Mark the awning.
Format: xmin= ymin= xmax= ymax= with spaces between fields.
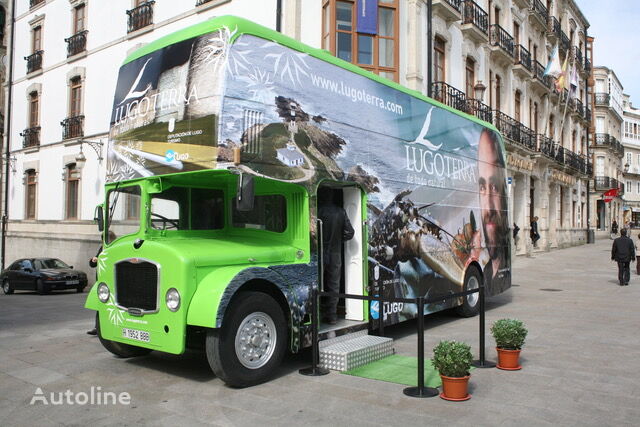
xmin=632 ymin=207 xmax=640 ymax=213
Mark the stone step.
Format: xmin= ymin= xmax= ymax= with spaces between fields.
xmin=319 ymin=332 xmax=394 ymax=372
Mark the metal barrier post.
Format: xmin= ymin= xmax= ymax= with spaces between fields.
xmin=472 ymin=285 xmax=496 ymax=368
xmin=403 ymin=297 xmax=439 ymax=398
xmin=299 ymin=286 xmax=330 ymax=376
xmin=378 ymin=281 xmax=385 ymax=337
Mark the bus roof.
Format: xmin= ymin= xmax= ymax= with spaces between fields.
xmin=123 ymin=15 xmax=502 ymax=141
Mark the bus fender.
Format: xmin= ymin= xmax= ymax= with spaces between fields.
xmin=84 ymin=282 xmax=100 ymax=311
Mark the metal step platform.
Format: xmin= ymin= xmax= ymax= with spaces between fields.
xmin=319 ymin=330 xmax=394 ymax=371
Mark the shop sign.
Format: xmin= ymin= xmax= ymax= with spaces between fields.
xmin=507 ymin=154 xmax=534 ymax=172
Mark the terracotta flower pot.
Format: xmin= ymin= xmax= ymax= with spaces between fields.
xmin=496 ymin=347 xmax=521 ymax=370
xmin=440 ymin=375 xmax=471 ymax=401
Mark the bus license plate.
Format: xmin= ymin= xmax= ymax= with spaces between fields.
xmin=122 ymin=328 xmax=150 ymax=343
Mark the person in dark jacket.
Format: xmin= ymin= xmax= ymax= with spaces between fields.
xmin=612 ymin=220 xmax=619 ymax=235
xmin=318 ymin=187 xmax=355 ymax=324
xmin=611 ymin=228 xmax=635 ymax=286
xmin=530 ymin=216 xmax=540 ymax=247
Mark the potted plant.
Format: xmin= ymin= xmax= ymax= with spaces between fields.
xmin=431 ymin=340 xmax=473 ymax=401
xmin=491 ymin=318 xmax=528 ymax=370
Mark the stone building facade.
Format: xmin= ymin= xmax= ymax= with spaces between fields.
xmin=621 ymin=96 xmax=640 ymax=227
xmin=2 ymin=0 xmax=601 ymax=272
xmin=589 ymin=66 xmax=624 ymax=236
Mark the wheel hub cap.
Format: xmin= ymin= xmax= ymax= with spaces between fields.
xmin=235 ymin=312 xmax=277 ymax=369
xmin=467 ymin=276 xmax=479 ymax=307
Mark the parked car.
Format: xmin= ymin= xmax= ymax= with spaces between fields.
xmin=1 ymin=258 xmax=88 ymax=295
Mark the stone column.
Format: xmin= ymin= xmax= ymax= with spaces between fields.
xmin=283 ymin=0 xmax=302 ymax=41
xmin=537 ymin=173 xmax=551 ymax=250
xmin=406 ymin=0 xmax=424 ymax=92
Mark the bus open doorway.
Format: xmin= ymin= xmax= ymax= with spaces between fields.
xmin=317 ymin=183 xmax=367 ymax=335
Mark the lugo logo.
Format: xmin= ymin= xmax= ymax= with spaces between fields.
xmin=370 ymin=299 xmax=404 ymax=321
xmin=370 ymin=300 xmax=379 ymax=320
xmin=165 ymin=150 xmax=189 ymax=163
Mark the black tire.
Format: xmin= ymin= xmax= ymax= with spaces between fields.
xmin=205 ymin=292 xmax=287 ymax=388
xmin=36 ymin=279 xmax=50 ymax=295
xmin=456 ymin=266 xmax=482 ymax=317
xmin=96 ymin=313 xmax=152 ymax=358
xmin=2 ymin=279 xmax=13 ymax=295
xmin=76 ymin=286 xmax=85 ymax=293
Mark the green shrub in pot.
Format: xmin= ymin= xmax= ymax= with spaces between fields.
xmin=491 ymin=319 xmax=528 ymax=350
xmin=431 ymin=340 xmax=473 ymax=378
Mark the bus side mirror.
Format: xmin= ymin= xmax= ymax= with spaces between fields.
xmin=95 ymin=206 xmax=104 ymax=232
xmin=236 ymin=173 xmax=255 ymax=212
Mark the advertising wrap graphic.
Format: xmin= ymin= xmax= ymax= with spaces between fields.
xmin=107 ymin=29 xmax=511 ymax=325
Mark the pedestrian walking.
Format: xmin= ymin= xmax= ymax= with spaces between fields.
xmin=530 ymin=216 xmax=540 ymax=247
xmin=611 ymin=228 xmax=635 ymax=286
xmin=611 ymin=220 xmax=618 ymax=239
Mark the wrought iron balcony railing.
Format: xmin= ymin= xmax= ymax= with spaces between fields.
xmin=538 ymin=135 xmax=555 ymax=158
xmin=127 ymin=1 xmax=155 ymax=33
xmin=533 ymin=60 xmax=552 ymax=89
xmin=560 ymin=30 xmax=570 ymax=53
xmin=585 ymin=106 xmax=592 ymax=122
xmin=432 ymin=81 xmax=468 ymax=113
xmin=515 ymin=45 xmax=532 ymax=71
xmin=595 ymin=93 xmax=610 ymax=106
xmin=461 ymin=0 xmax=488 ymax=34
xmin=25 ymin=51 xmax=43 ymax=74
xmin=21 ymin=126 xmax=41 ymax=148
xmin=593 ymin=176 xmax=622 ymax=193
xmin=575 ymin=99 xmax=584 ymax=118
xmin=30 ymin=0 xmax=44 ymax=8
xmin=548 ymin=16 xmax=561 ymax=38
xmin=585 ymin=58 xmax=592 ymax=73
xmin=61 ymin=115 xmax=84 ymax=140
xmin=196 ymin=0 xmax=214 ymax=5
xmin=489 ymin=24 xmax=514 ymax=57
xmin=65 ymin=30 xmax=88 ymax=57
xmin=466 ymin=99 xmax=492 ymax=123
xmin=530 ymin=0 xmax=548 ymax=24
xmin=494 ymin=111 xmax=536 ymax=151
xmin=441 ymin=0 xmax=462 ymax=12
xmin=552 ymin=143 xmax=565 ymax=165
xmin=573 ymin=46 xmax=583 ymax=68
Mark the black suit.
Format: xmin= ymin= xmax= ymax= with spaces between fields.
xmin=612 ymin=236 xmax=635 ymax=286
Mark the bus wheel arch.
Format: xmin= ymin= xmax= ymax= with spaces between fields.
xmin=455 ymin=263 xmax=482 ymax=318
xmin=206 ymin=289 xmax=288 ymax=387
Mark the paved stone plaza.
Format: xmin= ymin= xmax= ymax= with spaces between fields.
xmin=1 ymin=238 xmax=639 ymax=426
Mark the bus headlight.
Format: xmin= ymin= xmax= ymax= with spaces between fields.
xmin=97 ymin=283 xmax=110 ymax=303
xmin=166 ymin=288 xmax=180 ymax=311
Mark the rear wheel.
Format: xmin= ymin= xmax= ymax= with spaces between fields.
xmin=206 ymin=292 xmax=287 ymax=388
xmin=2 ymin=279 xmax=13 ymax=295
xmin=96 ymin=313 xmax=152 ymax=358
xmin=455 ymin=266 xmax=481 ymax=317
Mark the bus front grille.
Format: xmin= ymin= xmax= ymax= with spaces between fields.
xmin=115 ymin=260 xmax=158 ymax=312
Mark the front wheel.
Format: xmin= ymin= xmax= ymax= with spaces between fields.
xmin=2 ymin=279 xmax=14 ymax=295
xmin=455 ymin=266 xmax=481 ymax=317
xmin=96 ymin=313 xmax=152 ymax=358
xmin=206 ymin=292 xmax=287 ymax=388
xmin=36 ymin=279 xmax=50 ymax=295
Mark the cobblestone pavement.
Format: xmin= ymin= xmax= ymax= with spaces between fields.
xmin=1 ymin=238 xmax=639 ymax=426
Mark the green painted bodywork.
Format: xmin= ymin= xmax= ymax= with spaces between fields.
xmin=86 ymin=170 xmax=310 ymax=354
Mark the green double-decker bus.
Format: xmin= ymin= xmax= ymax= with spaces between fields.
xmin=85 ymin=16 xmax=511 ymax=387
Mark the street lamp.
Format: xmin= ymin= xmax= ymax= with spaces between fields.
xmin=474 ymin=81 xmax=487 ymax=101
xmin=75 ymin=139 xmax=104 ymax=169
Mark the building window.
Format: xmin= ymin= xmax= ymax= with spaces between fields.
xmin=495 ymin=75 xmax=501 ymax=111
xmin=434 ymin=36 xmax=446 ymax=83
xmin=513 ymin=21 xmax=520 ymax=46
xmin=549 ymin=114 xmax=555 ymax=140
xmin=25 ymin=170 xmax=37 ymax=219
xmin=65 ymin=164 xmax=80 ymax=219
xmin=533 ymin=102 xmax=539 ymax=133
xmin=465 ymin=57 xmax=475 ymax=99
xmin=70 ymin=77 xmax=82 ymax=117
xmin=559 ymin=187 xmax=564 ymax=227
xmin=637 ymin=182 xmax=639 ymax=193
xmin=627 ymin=181 xmax=632 ymax=194
xmin=572 ymin=130 xmax=577 ymax=152
xmin=321 ymin=0 xmax=399 ymax=82
xmin=73 ymin=4 xmax=86 ymax=33
xmin=627 ymin=152 xmax=632 ymax=166
xmin=32 ymin=25 xmax=42 ymax=53
xmin=29 ymin=91 xmax=39 ymax=127
xmin=514 ymin=90 xmax=521 ymax=122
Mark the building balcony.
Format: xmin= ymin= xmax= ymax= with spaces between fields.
xmin=432 ymin=81 xmax=468 ymax=114
xmin=466 ymin=99 xmax=492 ymax=123
xmin=512 ymin=0 xmax=529 ymax=10
xmin=537 ymin=135 xmax=555 ymax=159
xmin=25 ymin=51 xmax=43 ymax=74
xmin=127 ymin=1 xmax=155 ymax=33
xmin=196 ymin=0 xmax=215 ymax=5
xmin=564 ymin=149 xmax=588 ymax=175
xmin=594 ymin=133 xmax=624 ymax=157
xmin=513 ymin=45 xmax=532 ymax=77
xmin=531 ymin=60 xmax=552 ymax=94
xmin=585 ymin=58 xmax=592 ymax=74
xmin=529 ymin=0 xmax=548 ymax=31
xmin=547 ymin=15 xmax=561 ymax=43
xmin=65 ymin=30 xmax=88 ymax=57
xmin=593 ymin=176 xmax=622 ymax=193
xmin=573 ymin=47 xmax=583 ymax=69
xmin=61 ymin=115 xmax=84 ymax=140
xmin=494 ymin=111 xmax=536 ymax=152
xmin=595 ymin=92 xmax=610 ymax=106
xmin=30 ymin=0 xmax=44 ymax=8
xmin=559 ymin=30 xmax=570 ymax=55
xmin=551 ymin=143 xmax=565 ymax=165
xmin=21 ymin=127 xmax=41 ymax=149
xmin=575 ymin=99 xmax=585 ymax=120
xmin=432 ymin=0 xmax=462 ymax=22
xmin=585 ymin=106 xmax=592 ymax=122
xmin=461 ymin=0 xmax=489 ymax=43
xmin=489 ymin=24 xmax=515 ymax=65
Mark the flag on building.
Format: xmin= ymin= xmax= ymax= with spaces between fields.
xmin=603 ymin=188 xmax=619 ymax=203
xmin=554 ymin=52 xmax=569 ymax=92
xmin=570 ymin=62 xmax=579 ymax=97
xmin=543 ymin=45 xmax=562 ymax=77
